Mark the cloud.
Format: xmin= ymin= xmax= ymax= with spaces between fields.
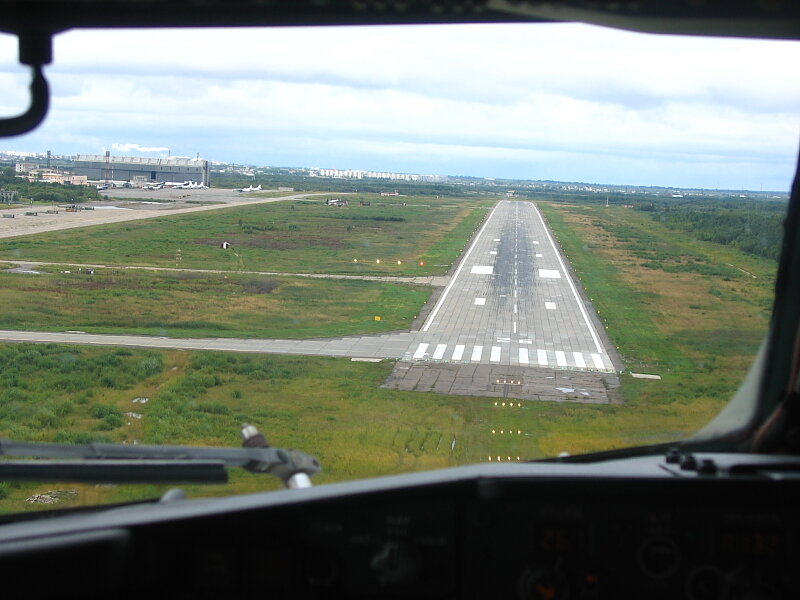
xmin=3 ymin=23 xmax=798 ymax=190
xmin=110 ymin=143 xmax=170 ymax=153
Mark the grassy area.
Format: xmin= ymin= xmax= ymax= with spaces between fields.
xmin=0 ymin=267 xmax=429 ymax=338
xmin=0 ymin=194 xmax=492 ymax=277
xmin=537 ymin=201 xmax=776 ymax=443
xmin=0 ymin=343 xmax=731 ymax=513
xmin=0 ymin=197 xmax=783 ymax=514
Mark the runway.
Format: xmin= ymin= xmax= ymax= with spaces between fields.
xmin=404 ymin=200 xmax=614 ymax=372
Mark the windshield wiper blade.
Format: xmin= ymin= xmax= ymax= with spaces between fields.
xmin=0 ymin=425 xmax=321 ymax=487
xmin=0 ymin=459 xmax=229 ymax=484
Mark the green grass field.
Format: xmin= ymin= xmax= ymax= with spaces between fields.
xmin=537 ymin=201 xmax=776 ymax=450
xmin=0 ymin=343 xmax=736 ymax=513
xmin=0 ymin=267 xmax=429 ymax=338
xmin=0 ymin=195 xmax=492 ymax=277
xmin=0 ymin=196 xmax=782 ymax=514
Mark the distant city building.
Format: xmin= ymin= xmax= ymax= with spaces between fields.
xmin=36 ymin=171 xmax=89 ymax=186
xmin=74 ymin=154 xmax=210 ymax=186
xmin=14 ymin=162 xmax=37 ymax=174
xmin=310 ymin=167 xmax=444 ymax=183
xmin=1 ymin=150 xmax=40 ymax=159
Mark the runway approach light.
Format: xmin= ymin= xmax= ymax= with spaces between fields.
xmin=419 ymin=261 xmax=425 ymax=266
xmin=376 ymin=259 xmax=381 ymax=264
xmin=353 ymin=258 xmax=358 ymax=262
xmin=397 ymin=260 xmax=402 ymax=265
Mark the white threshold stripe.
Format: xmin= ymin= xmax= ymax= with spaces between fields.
xmin=413 ymin=343 xmax=428 ymax=359
xmin=422 ymin=202 xmax=502 ymax=332
xmin=591 ymin=353 xmax=605 ymax=369
xmin=519 ymin=348 xmax=529 ymax=364
xmin=433 ymin=344 xmax=447 ymax=360
xmin=530 ymin=202 xmax=605 ymax=354
xmin=573 ymin=352 xmax=587 ymax=368
xmin=452 ymin=344 xmax=465 ymax=360
xmin=490 ymin=346 xmax=501 ymax=362
xmin=555 ymin=350 xmax=567 ymax=367
xmin=537 ymin=349 xmax=548 ymax=366
xmin=471 ymin=346 xmax=483 ymax=361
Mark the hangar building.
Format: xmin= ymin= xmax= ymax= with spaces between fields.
xmin=74 ymin=154 xmax=210 ymax=186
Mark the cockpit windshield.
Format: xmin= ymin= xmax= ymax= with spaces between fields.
xmin=0 ymin=22 xmax=798 ymax=512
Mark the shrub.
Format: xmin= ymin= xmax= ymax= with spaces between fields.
xmin=135 ymin=355 xmax=164 ymax=378
xmin=91 ymin=403 xmax=123 ymax=429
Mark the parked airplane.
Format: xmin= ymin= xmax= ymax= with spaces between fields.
xmin=234 ymin=184 xmax=261 ymax=192
xmin=93 ymin=180 xmax=131 ymax=190
xmin=170 ymin=180 xmax=208 ymax=189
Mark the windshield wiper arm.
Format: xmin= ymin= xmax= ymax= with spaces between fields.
xmin=0 ymin=425 xmax=321 ymax=487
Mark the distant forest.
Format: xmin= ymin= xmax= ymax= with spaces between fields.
xmin=634 ymin=198 xmax=787 ymax=261
xmin=512 ymin=189 xmax=788 ymax=262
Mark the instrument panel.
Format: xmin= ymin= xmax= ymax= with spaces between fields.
xmin=1 ymin=455 xmax=799 ymax=599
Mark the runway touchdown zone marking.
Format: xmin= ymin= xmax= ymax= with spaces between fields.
xmin=471 ymin=265 xmax=494 ymax=274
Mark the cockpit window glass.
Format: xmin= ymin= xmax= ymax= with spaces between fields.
xmin=0 ymin=24 xmax=798 ymax=511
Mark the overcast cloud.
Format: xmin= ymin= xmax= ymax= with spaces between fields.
xmin=1 ymin=23 xmax=798 ymax=190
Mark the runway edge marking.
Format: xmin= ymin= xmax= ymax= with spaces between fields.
xmin=530 ymin=202 xmax=606 ymax=354
xmin=421 ymin=202 xmax=502 ymax=333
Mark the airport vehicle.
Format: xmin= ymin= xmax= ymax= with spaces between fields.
xmin=0 ymin=1 xmax=799 ymax=598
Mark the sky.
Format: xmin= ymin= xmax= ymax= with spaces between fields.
xmin=0 ymin=23 xmax=798 ymax=190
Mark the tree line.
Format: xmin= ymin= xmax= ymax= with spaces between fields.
xmin=634 ymin=198 xmax=787 ymax=261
